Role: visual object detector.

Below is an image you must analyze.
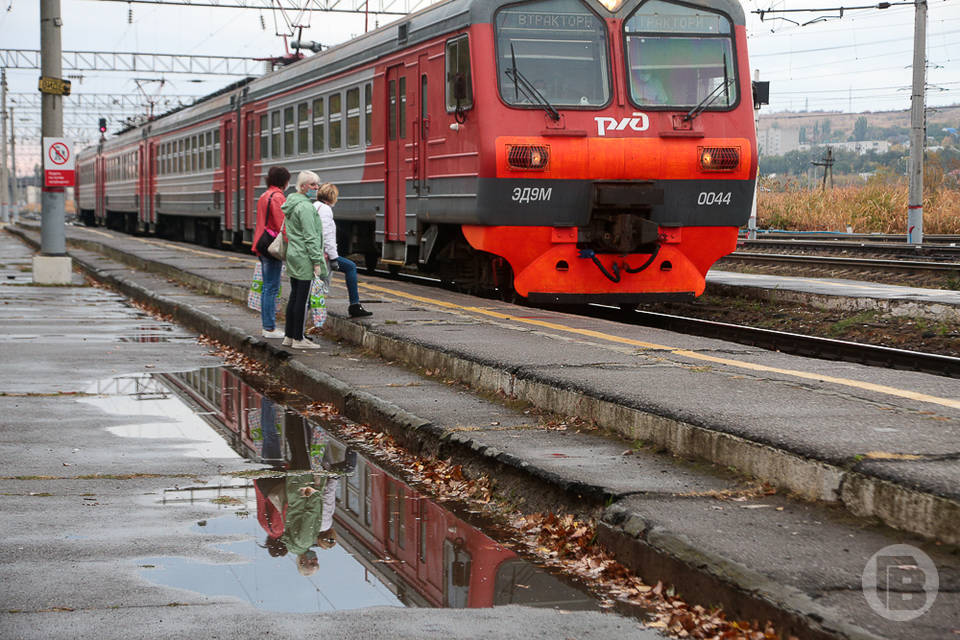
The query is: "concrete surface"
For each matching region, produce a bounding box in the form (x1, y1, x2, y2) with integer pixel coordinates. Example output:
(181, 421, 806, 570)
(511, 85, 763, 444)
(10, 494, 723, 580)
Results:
(0, 232, 659, 640)
(6, 224, 960, 639)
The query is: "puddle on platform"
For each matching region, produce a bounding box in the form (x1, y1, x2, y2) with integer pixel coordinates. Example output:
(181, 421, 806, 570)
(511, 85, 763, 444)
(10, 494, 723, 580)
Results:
(89, 365, 601, 613)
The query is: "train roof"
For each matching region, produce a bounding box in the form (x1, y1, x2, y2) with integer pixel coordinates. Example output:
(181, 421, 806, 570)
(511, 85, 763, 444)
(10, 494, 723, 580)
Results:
(79, 0, 745, 160)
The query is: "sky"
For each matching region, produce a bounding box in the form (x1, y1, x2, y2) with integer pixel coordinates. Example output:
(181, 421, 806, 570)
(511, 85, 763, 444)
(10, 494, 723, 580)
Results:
(2, 0, 959, 174)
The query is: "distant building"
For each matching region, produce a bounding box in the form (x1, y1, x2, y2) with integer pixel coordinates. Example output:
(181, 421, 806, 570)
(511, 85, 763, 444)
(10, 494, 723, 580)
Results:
(757, 127, 801, 156)
(829, 140, 891, 154)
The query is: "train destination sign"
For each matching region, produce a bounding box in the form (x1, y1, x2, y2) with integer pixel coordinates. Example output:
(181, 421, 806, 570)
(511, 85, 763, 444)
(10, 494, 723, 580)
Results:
(43, 137, 75, 187)
(499, 11, 602, 32)
(38, 76, 72, 96)
(627, 13, 728, 34)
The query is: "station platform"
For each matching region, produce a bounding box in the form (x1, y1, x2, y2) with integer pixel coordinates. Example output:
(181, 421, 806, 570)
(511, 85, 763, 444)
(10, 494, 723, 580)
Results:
(7, 223, 960, 639)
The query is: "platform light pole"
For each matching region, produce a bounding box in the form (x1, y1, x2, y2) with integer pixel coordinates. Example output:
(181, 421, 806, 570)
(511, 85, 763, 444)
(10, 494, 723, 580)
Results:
(37, 0, 72, 283)
(907, 0, 927, 245)
(1, 69, 8, 224)
(9, 106, 17, 219)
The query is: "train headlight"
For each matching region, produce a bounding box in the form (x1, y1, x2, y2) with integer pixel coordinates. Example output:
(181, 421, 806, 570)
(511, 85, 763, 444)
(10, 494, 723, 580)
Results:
(507, 144, 550, 170)
(699, 146, 740, 172)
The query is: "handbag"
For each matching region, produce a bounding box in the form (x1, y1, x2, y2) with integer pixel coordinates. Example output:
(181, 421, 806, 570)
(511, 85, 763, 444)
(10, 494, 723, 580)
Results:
(255, 228, 276, 256)
(255, 192, 281, 256)
(267, 221, 286, 260)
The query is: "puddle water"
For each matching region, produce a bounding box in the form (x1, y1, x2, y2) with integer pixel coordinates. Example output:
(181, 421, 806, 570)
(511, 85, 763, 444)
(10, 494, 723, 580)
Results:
(89, 366, 601, 613)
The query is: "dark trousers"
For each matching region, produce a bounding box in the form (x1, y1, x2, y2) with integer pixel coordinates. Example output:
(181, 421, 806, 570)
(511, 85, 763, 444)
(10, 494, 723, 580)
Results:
(284, 276, 312, 341)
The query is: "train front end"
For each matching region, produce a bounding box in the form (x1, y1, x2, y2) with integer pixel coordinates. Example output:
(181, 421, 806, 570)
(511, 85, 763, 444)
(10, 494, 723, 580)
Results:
(465, 0, 756, 304)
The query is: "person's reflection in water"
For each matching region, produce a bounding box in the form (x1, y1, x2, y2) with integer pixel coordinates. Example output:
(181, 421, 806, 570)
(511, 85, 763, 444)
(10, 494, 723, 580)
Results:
(280, 412, 358, 574)
(254, 398, 288, 556)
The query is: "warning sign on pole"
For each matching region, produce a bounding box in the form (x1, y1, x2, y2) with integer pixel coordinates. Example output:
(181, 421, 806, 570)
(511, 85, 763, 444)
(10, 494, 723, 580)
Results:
(43, 137, 75, 187)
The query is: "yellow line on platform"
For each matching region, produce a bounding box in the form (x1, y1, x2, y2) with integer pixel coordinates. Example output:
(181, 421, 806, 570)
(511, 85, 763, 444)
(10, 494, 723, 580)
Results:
(358, 282, 960, 411)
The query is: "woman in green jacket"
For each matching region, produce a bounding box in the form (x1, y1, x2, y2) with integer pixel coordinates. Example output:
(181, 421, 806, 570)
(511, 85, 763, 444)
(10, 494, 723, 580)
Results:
(281, 170, 328, 349)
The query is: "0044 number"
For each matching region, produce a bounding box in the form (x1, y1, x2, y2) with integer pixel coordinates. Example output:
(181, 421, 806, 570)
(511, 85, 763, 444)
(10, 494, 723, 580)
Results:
(697, 192, 732, 205)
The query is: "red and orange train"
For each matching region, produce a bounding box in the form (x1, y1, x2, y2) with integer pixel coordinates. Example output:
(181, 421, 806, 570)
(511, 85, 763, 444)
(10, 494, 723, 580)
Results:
(78, 0, 757, 305)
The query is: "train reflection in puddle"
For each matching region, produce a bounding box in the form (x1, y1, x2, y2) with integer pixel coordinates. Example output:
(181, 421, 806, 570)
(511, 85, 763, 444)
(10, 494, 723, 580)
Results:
(139, 366, 599, 612)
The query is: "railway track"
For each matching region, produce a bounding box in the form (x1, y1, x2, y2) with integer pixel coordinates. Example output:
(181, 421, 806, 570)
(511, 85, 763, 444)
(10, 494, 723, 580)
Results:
(742, 231, 960, 244)
(723, 251, 960, 274)
(737, 238, 960, 261)
(374, 269, 960, 379)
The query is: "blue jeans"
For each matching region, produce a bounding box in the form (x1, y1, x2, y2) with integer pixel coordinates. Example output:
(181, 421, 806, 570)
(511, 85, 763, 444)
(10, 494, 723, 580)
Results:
(336, 256, 360, 305)
(259, 398, 282, 463)
(259, 255, 283, 331)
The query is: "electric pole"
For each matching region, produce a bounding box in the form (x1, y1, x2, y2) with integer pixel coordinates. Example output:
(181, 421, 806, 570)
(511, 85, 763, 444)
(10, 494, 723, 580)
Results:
(37, 0, 72, 283)
(10, 106, 16, 219)
(908, 0, 927, 245)
(1, 69, 8, 223)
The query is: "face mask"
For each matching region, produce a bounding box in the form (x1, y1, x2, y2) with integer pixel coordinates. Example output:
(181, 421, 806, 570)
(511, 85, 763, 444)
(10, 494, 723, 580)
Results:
(305, 189, 318, 199)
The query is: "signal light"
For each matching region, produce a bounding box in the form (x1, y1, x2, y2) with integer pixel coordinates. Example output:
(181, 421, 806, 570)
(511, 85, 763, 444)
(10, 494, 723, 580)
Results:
(699, 146, 739, 171)
(98, 118, 107, 133)
(506, 144, 550, 170)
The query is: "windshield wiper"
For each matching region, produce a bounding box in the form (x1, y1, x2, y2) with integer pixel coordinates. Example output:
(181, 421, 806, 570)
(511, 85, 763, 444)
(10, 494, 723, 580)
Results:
(506, 43, 560, 122)
(684, 54, 733, 122)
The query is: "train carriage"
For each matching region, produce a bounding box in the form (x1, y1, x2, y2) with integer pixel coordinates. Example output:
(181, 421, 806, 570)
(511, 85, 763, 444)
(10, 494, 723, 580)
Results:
(77, 0, 757, 304)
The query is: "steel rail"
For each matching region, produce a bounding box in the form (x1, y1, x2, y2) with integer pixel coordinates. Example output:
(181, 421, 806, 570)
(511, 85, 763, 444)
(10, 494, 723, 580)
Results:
(738, 239, 960, 260)
(725, 251, 960, 273)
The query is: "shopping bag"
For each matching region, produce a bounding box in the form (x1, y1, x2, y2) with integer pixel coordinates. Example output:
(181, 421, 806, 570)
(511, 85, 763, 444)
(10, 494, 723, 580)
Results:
(309, 276, 328, 328)
(247, 262, 283, 311)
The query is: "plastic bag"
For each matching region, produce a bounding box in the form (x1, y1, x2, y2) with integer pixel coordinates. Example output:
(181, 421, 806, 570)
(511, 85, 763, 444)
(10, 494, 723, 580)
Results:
(247, 261, 283, 311)
(309, 276, 328, 328)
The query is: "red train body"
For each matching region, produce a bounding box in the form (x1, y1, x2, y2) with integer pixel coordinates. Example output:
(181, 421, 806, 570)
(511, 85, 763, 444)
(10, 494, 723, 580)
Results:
(77, 0, 757, 304)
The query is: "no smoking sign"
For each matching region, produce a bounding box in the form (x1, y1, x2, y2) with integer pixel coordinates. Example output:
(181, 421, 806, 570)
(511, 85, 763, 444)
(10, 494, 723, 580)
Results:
(44, 137, 75, 187)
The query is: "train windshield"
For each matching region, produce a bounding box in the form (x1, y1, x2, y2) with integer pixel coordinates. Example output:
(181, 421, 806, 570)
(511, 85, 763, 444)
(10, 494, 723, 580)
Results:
(495, 0, 610, 108)
(624, 0, 738, 109)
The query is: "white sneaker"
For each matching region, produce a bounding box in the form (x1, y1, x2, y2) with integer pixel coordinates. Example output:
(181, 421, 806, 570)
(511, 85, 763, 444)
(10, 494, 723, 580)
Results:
(262, 328, 285, 338)
(291, 339, 321, 350)
(281, 337, 293, 346)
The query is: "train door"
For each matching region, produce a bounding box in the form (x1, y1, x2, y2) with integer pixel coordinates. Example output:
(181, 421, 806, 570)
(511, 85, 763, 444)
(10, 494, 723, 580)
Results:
(416, 54, 430, 198)
(222, 119, 234, 237)
(138, 143, 147, 230)
(242, 112, 258, 232)
(146, 141, 156, 231)
(383, 64, 407, 265)
(95, 154, 105, 222)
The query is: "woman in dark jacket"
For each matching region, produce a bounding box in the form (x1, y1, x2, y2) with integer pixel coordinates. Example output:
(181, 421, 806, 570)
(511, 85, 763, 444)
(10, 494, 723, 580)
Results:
(251, 166, 290, 338)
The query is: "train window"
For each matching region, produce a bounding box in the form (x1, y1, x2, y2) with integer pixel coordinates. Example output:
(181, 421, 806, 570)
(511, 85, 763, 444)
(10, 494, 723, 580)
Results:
(398, 77, 406, 139)
(495, 0, 611, 108)
(214, 129, 221, 168)
(445, 35, 473, 111)
(271, 110, 281, 158)
(624, 0, 737, 109)
(388, 80, 397, 141)
(346, 88, 360, 148)
(199, 135, 206, 171)
(193, 136, 199, 171)
(297, 102, 309, 154)
(329, 93, 342, 150)
(312, 98, 325, 153)
(283, 106, 295, 156)
(260, 115, 269, 158)
(364, 83, 373, 145)
(206, 131, 213, 168)
(178, 139, 184, 173)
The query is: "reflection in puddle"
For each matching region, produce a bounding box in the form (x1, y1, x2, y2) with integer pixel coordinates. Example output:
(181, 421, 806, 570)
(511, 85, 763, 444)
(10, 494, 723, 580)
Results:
(91, 366, 599, 613)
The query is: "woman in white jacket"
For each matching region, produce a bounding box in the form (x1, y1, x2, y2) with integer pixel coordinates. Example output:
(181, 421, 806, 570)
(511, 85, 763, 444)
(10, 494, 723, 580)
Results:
(314, 183, 372, 318)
